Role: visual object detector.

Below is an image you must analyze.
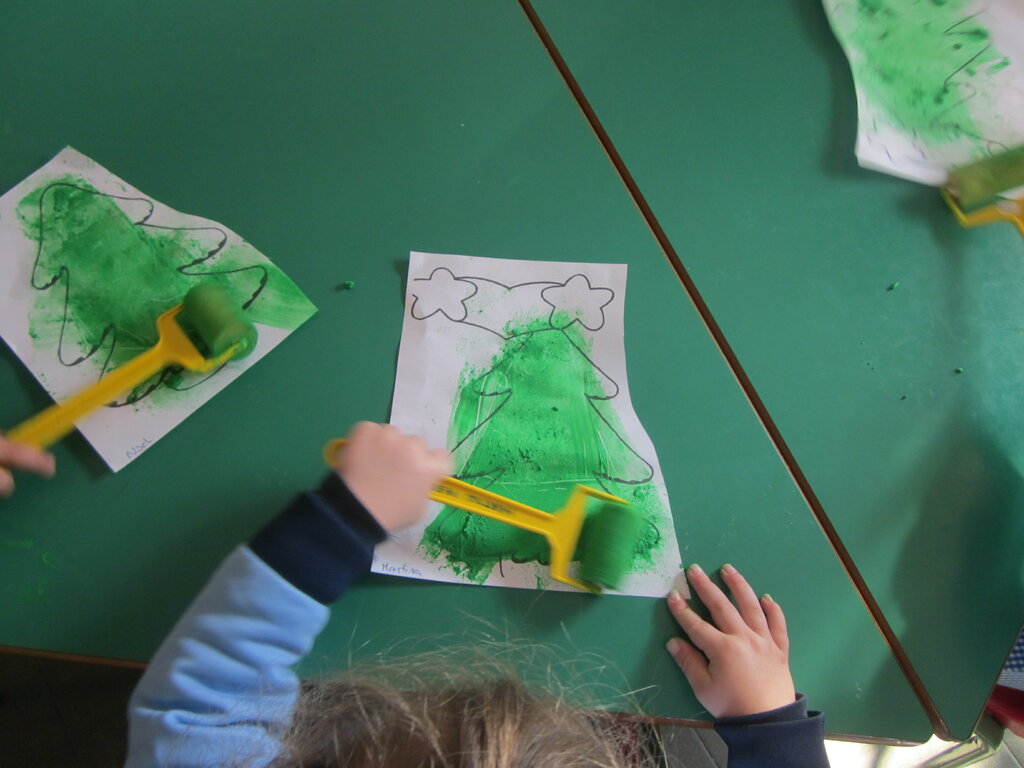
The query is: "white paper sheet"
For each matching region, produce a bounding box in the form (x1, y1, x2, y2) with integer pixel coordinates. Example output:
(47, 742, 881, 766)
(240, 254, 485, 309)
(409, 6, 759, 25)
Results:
(381, 252, 683, 597)
(824, 0, 1024, 194)
(0, 147, 316, 471)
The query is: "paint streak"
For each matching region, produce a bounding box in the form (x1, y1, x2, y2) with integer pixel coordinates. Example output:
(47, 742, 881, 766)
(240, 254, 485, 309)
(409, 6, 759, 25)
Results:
(16, 176, 314, 405)
(420, 314, 666, 584)
(847, 0, 1010, 146)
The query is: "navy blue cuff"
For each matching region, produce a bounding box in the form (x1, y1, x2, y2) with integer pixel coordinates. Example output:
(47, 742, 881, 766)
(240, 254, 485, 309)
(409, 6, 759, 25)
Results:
(314, 472, 389, 546)
(250, 473, 387, 605)
(713, 694, 829, 768)
(715, 692, 810, 727)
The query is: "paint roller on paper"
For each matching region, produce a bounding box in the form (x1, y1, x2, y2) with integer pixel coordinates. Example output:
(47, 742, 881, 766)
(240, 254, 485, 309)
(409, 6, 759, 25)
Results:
(942, 145, 1024, 239)
(7, 283, 257, 450)
(323, 437, 644, 593)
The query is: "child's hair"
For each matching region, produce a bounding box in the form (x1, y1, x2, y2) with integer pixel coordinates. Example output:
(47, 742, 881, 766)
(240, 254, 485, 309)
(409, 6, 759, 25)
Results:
(271, 642, 660, 768)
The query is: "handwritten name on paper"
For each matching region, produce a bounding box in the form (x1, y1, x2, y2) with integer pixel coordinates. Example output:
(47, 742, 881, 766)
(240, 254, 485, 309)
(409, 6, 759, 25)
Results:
(125, 437, 153, 461)
(378, 561, 423, 577)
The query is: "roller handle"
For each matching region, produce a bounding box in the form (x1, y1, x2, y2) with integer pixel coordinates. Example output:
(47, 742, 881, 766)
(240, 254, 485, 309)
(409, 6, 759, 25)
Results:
(322, 437, 623, 593)
(8, 305, 237, 450)
(942, 189, 1024, 238)
(8, 342, 173, 449)
(322, 437, 558, 534)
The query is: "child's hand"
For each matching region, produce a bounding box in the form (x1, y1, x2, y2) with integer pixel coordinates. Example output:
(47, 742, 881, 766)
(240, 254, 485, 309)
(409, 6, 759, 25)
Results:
(331, 422, 451, 532)
(0, 436, 56, 498)
(665, 563, 795, 718)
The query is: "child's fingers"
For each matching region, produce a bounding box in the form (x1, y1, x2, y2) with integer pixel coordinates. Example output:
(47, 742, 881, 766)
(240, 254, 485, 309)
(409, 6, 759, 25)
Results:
(720, 564, 769, 634)
(347, 420, 378, 438)
(0, 439, 56, 478)
(666, 636, 712, 693)
(761, 595, 789, 655)
(667, 589, 724, 652)
(386, 428, 451, 476)
(686, 565, 745, 635)
(427, 446, 454, 476)
(396, 430, 451, 479)
(0, 467, 13, 498)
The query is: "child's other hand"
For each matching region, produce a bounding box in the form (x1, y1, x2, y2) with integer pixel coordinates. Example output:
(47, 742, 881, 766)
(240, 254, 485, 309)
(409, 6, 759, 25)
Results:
(0, 437, 56, 498)
(665, 564, 795, 718)
(331, 422, 451, 533)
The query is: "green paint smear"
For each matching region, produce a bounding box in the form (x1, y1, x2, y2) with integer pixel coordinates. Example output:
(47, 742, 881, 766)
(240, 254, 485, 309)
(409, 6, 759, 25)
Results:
(845, 0, 1011, 146)
(17, 176, 314, 406)
(420, 314, 667, 584)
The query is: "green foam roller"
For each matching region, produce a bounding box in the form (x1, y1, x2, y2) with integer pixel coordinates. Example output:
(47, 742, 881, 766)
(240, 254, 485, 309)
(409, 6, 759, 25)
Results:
(948, 145, 1024, 209)
(577, 502, 644, 590)
(179, 283, 258, 360)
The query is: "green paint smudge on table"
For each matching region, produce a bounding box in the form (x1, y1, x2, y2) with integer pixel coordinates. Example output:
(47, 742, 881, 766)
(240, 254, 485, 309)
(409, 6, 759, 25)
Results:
(16, 176, 313, 406)
(421, 314, 667, 585)
(846, 0, 1010, 147)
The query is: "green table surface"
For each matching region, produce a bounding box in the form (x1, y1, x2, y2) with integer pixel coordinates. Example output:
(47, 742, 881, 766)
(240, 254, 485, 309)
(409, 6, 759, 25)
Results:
(0, 0, 930, 741)
(531, 0, 1024, 741)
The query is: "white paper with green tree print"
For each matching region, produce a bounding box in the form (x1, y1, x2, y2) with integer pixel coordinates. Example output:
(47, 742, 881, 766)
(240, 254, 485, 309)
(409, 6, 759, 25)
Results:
(824, 0, 1024, 191)
(382, 252, 683, 597)
(0, 147, 317, 471)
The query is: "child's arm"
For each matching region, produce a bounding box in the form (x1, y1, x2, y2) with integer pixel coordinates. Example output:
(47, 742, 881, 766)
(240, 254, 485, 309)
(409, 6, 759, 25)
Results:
(0, 435, 55, 497)
(125, 423, 450, 768)
(665, 564, 830, 768)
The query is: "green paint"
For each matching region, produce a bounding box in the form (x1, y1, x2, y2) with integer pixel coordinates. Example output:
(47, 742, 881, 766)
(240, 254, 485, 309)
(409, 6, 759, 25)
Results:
(2, 539, 34, 549)
(949, 144, 1024, 206)
(420, 314, 666, 584)
(845, 0, 1010, 146)
(17, 176, 314, 404)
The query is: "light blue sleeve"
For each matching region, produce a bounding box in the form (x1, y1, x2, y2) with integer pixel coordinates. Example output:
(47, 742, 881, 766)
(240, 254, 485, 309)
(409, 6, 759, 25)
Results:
(124, 545, 330, 768)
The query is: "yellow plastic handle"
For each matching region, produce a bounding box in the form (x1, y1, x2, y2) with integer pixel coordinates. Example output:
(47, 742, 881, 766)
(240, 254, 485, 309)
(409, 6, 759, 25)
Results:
(323, 436, 554, 525)
(942, 189, 1024, 238)
(8, 305, 236, 449)
(323, 437, 624, 592)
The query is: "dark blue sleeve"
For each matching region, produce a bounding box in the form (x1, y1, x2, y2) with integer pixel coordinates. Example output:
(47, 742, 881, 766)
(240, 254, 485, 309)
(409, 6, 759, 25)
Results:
(713, 694, 830, 768)
(250, 472, 387, 604)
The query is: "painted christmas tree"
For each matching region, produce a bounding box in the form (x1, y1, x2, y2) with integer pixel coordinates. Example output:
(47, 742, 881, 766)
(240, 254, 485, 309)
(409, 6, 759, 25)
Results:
(416, 277, 667, 583)
(17, 177, 308, 405)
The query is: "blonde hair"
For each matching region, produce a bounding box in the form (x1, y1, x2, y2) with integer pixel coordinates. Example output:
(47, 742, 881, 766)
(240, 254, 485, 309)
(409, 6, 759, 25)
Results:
(271, 643, 659, 768)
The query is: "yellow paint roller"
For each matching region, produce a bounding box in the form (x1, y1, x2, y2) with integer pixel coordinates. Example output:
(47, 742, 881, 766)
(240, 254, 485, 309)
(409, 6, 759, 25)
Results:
(942, 145, 1024, 238)
(323, 438, 643, 593)
(7, 283, 257, 449)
